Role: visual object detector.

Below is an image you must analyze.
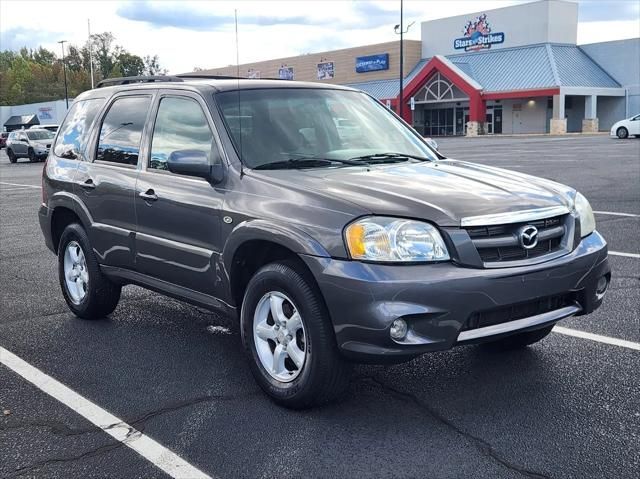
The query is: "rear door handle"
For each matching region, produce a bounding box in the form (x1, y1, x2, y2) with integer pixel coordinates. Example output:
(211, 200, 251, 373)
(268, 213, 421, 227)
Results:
(79, 179, 96, 189)
(139, 189, 158, 201)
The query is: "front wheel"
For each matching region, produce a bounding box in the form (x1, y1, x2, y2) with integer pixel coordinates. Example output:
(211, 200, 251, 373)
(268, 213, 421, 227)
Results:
(617, 127, 628, 139)
(240, 261, 351, 409)
(28, 148, 37, 163)
(58, 223, 121, 319)
(483, 324, 554, 351)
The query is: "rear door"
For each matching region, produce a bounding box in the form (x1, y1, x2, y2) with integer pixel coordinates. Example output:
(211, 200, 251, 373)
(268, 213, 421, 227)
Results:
(134, 90, 225, 296)
(76, 91, 155, 269)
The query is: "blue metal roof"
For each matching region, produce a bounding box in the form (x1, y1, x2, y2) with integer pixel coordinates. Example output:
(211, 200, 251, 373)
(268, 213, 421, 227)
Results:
(344, 78, 400, 99)
(347, 43, 620, 99)
(551, 44, 620, 88)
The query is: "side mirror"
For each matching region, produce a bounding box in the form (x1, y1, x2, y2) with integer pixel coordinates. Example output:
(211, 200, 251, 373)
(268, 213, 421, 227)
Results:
(167, 149, 225, 184)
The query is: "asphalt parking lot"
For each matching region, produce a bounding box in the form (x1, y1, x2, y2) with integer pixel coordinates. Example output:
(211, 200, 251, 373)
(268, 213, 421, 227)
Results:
(1, 134, 639, 478)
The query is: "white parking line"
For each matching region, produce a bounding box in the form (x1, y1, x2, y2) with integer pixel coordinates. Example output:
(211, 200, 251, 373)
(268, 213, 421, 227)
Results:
(0, 181, 40, 189)
(554, 327, 640, 351)
(594, 211, 640, 218)
(609, 251, 640, 259)
(0, 347, 212, 479)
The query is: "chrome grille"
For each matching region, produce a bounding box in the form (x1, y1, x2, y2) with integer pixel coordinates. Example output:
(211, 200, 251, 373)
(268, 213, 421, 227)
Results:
(465, 215, 567, 265)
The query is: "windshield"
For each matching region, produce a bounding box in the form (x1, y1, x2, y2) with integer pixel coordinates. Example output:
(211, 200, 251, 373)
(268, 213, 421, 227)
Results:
(26, 130, 55, 140)
(216, 88, 438, 168)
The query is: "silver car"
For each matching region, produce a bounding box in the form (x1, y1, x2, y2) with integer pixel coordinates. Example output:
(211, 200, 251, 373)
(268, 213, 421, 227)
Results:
(6, 129, 55, 163)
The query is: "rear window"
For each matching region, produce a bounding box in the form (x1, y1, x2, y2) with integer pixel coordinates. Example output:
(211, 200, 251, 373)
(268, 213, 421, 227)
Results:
(54, 98, 105, 160)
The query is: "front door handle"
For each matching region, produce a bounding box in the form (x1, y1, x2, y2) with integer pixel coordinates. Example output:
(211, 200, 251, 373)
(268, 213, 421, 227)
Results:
(80, 179, 96, 189)
(139, 189, 158, 201)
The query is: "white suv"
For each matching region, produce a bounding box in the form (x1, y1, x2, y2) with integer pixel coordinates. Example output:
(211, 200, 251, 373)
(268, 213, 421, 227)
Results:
(6, 129, 55, 163)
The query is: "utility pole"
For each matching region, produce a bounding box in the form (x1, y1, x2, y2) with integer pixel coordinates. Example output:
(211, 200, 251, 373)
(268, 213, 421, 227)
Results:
(58, 40, 69, 109)
(394, 0, 414, 119)
(88, 19, 94, 89)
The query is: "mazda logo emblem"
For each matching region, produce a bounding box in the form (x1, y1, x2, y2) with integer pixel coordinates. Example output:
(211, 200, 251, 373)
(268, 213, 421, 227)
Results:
(518, 225, 539, 249)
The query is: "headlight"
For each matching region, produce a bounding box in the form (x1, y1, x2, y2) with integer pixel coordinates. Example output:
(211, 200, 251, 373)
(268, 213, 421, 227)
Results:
(573, 192, 596, 237)
(345, 217, 450, 262)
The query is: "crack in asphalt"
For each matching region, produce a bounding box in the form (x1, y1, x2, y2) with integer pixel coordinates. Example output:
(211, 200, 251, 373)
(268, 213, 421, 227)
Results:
(4, 392, 255, 477)
(358, 375, 551, 479)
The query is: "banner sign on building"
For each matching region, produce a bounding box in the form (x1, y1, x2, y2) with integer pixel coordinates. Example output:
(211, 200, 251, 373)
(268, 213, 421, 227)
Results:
(355, 53, 389, 73)
(278, 66, 295, 80)
(454, 14, 504, 52)
(317, 61, 335, 80)
(37, 107, 53, 120)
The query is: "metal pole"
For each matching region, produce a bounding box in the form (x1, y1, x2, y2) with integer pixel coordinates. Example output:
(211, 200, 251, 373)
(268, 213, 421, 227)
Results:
(58, 40, 69, 109)
(399, 0, 404, 118)
(88, 19, 94, 89)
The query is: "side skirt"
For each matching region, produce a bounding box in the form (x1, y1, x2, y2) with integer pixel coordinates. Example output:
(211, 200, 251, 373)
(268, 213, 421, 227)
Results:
(101, 265, 237, 319)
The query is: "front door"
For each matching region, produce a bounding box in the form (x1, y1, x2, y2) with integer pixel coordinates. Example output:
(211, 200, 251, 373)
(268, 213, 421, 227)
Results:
(134, 92, 225, 297)
(76, 92, 155, 269)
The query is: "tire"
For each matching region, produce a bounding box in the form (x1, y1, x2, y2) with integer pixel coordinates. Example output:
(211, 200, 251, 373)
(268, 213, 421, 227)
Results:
(483, 324, 554, 351)
(28, 148, 37, 163)
(7, 149, 16, 163)
(58, 223, 121, 319)
(240, 260, 351, 409)
(616, 127, 628, 139)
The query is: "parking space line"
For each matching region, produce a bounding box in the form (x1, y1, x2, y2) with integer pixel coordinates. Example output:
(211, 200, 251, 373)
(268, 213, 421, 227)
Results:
(554, 327, 640, 351)
(0, 346, 212, 479)
(593, 211, 639, 218)
(609, 251, 640, 259)
(0, 181, 40, 189)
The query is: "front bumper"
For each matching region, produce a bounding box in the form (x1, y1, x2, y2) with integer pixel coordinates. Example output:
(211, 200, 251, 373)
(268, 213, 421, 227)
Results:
(302, 231, 610, 363)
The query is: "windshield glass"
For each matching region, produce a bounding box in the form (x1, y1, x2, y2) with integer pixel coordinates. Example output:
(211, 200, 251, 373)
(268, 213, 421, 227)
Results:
(26, 130, 55, 140)
(216, 88, 438, 168)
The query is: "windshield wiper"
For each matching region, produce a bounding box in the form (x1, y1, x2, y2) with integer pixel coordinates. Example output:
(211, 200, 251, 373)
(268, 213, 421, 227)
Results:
(253, 157, 365, 170)
(349, 152, 431, 162)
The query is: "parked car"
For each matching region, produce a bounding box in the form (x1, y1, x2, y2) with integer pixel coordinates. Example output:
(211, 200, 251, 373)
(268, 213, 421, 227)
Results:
(30, 124, 59, 133)
(39, 76, 610, 408)
(6, 129, 55, 163)
(0, 132, 8, 149)
(610, 114, 640, 138)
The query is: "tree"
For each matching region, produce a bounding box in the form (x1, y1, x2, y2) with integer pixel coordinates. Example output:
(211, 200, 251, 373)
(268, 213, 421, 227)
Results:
(33, 47, 56, 66)
(116, 51, 145, 77)
(90, 32, 115, 79)
(143, 55, 166, 75)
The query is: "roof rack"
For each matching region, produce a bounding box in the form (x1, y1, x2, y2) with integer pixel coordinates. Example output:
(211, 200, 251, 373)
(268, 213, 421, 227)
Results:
(177, 74, 285, 81)
(95, 75, 185, 88)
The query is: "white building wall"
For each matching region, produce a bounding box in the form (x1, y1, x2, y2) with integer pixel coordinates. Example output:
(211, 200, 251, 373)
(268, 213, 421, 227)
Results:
(500, 99, 549, 134)
(421, 0, 578, 58)
(1, 99, 70, 131)
(580, 38, 640, 118)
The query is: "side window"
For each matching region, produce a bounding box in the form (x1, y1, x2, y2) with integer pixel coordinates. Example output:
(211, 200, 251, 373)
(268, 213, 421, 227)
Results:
(53, 98, 105, 160)
(96, 95, 151, 166)
(149, 96, 215, 171)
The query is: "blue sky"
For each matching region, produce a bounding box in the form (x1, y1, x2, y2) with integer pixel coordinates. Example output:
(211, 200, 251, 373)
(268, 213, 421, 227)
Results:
(1, 1, 638, 73)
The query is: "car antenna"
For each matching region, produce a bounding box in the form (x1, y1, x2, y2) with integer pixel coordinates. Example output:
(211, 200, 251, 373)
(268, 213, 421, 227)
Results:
(235, 9, 244, 178)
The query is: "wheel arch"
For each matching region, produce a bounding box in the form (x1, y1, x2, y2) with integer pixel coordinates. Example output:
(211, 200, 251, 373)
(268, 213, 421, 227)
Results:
(49, 193, 93, 252)
(223, 220, 330, 308)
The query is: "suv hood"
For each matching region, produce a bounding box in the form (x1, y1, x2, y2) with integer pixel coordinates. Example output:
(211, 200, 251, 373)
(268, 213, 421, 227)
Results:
(31, 139, 52, 148)
(263, 160, 575, 226)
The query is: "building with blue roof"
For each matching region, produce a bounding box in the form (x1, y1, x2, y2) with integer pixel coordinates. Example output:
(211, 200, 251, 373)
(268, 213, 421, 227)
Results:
(197, 0, 639, 136)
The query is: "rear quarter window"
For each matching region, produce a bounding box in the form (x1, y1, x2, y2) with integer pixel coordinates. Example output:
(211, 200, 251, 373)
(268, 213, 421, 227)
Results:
(54, 98, 105, 160)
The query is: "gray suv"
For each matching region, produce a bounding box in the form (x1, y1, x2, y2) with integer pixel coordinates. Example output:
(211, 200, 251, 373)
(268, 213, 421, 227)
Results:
(39, 76, 610, 408)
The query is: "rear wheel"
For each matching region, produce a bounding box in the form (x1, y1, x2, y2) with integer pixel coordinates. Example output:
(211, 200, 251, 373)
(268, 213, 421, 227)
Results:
(58, 223, 121, 319)
(616, 127, 628, 139)
(28, 148, 37, 162)
(7, 149, 16, 163)
(483, 325, 554, 351)
(240, 261, 351, 409)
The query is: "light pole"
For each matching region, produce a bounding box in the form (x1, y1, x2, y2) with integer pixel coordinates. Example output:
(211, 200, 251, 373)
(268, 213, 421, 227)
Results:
(58, 40, 69, 109)
(394, 0, 414, 118)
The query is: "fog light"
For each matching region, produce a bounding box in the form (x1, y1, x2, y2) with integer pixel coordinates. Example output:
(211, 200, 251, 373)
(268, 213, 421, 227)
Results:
(390, 319, 408, 340)
(595, 275, 609, 300)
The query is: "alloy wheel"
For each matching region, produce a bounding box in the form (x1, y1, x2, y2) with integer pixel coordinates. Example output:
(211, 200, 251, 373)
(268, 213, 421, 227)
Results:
(253, 291, 307, 382)
(63, 241, 89, 304)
